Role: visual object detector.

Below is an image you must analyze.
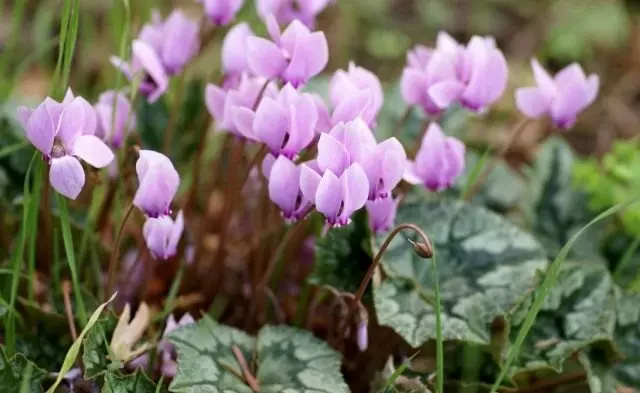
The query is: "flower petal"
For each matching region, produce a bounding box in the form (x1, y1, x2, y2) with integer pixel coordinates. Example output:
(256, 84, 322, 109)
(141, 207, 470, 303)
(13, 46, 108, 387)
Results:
(253, 97, 288, 152)
(515, 87, 551, 118)
(284, 31, 328, 86)
(317, 133, 349, 175)
(72, 135, 115, 168)
(50, 156, 86, 199)
(299, 163, 321, 202)
(340, 163, 369, 221)
(132, 40, 169, 103)
(246, 37, 287, 79)
(428, 80, 465, 109)
(56, 98, 88, 149)
(25, 100, 57, 155)
(531, 58, 556, 96)
(315, 170, 342, 221)
(268, 155, 300, 215)
(231, 107, 258, 140)
(205, 84, 227, 123)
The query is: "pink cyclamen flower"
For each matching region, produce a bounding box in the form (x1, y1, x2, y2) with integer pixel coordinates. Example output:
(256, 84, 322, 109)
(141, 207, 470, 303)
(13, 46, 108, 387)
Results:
(205, 75, 276, 136)
(318, 119, 406, 200)
(111, 10, 199, 103)
(256, 0, 332, 28)
(246, 15, 328, 87)
(515, 59, 599, 129)
(94, 91, 135, 149)
(428, 33, 508, 112)
(404, 123, 465, 191)
(198, 0, 245, 26)
(401, 45, 457, 115)
(19, 96, 114, 199)
(134, 150, 180, 218)
(268, 156, 315, 221)
(233, 83, 318, 158)
(366, 197, 398, 234)
(329, 62, 383, 127)
(143, 211, 184, 260)
(300, 162, 369, 227)
(221, 23, 255, 87)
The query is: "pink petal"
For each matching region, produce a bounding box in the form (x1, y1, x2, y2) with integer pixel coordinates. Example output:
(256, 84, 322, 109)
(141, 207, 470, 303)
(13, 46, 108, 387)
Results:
(428, 80, 465, 109)
(168, 211, 185, 253)
(340, 163, 369, 221)
(315, 170, 343, 221)
(283, 31, 328, 86)
(25, 100, 56, 155)
(400, 68, 429, 106)
(515, 87, 551, 118)
(317, 133, 350, 175)
(49, 156, 85, 199)
(461, 49, 508, 110)
(205, 84, 227, 123)
(246, 37, 287, 79)
(72, 135, 115, 168)
(253, 97, 288, 152)
(56, 98, 87, 149)
(283, 94, 317, 155)
(231, 107, 258, 140)
(268, 156, 300, 214)
(132, 40, 169, 103)
(222, 23, 254, 75)
(531, 58, 556, 96)
(585, 75, 599, 106)
(403, 162, 423, 185)
(331, 89, 371, 125)
(299, 163, 321, 202)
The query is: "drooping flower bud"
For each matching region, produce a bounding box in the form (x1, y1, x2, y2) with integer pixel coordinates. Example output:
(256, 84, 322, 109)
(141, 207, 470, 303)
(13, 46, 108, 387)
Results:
(143, 211, 184, 260)
(404, 123, 465, 192)
(515, 59, 599, 129)
(267, 156, 315, 222)
(133, 150, 180, 218)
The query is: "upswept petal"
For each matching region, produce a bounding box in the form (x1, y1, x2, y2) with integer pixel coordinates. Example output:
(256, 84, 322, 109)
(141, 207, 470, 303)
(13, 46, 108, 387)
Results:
(50, 156, 86, 199)
(72, 135, 115, 168)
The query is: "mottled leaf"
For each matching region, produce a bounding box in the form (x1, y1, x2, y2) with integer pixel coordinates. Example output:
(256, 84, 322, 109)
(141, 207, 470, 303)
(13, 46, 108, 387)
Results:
(169, 317, 349, 393)
(614, 291, 640, 389)
(103, 370, 158, 393)
(374, 198, 548, 349)
(82, 315, 118, 380)
(0, 346, 47, 393)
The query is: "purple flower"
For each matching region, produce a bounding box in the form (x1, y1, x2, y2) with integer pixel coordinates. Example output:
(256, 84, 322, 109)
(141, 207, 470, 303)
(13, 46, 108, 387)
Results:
(515, 59, 599, 129)
(221, 23, 255, 87)
(366, 196, 398, 234)
(329, 62, 383, 127)
(356, 320, 368, 352)
(360, 137, 406, 200)
(111, 10, 199, 103)
(198, 0, 245, 26)
(300, 162, 369, 227)
(404, 123, 465, 191)
(19, 96, 114, 199)
(256, 0, 331, 28)
(268, 156, 315, 221)
(143, 211, 184, 260)
(134, 150, 180, 218)
(316, 119, 376, 176)
(94, 91, 135, 149)
(311, 94, 332, 133)
(428, 33, 508, 112)
(246, 15, 328, 87)
(233, 83, 318, 158)
(206, 75, 276, 136)
(401, 45, 457, 115)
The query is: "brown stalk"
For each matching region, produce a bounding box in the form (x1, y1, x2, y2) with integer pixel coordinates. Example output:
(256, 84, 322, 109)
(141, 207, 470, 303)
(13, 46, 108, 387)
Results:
(62, 281, 78, 341)
(106, 203, 135, 300)
(232, 345, 260, 393)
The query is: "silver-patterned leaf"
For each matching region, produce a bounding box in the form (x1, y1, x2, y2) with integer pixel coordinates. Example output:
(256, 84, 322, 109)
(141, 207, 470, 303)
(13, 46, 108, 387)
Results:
(169, 318, 349, 393)
(373, 199, 548, 349)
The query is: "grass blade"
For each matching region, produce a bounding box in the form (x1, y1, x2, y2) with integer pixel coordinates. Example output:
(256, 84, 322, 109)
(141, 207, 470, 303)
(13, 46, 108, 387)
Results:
(57, 194, 88, 326)
(489, 197, 640, 392)
(460, 147, 491, 200)
(380, 352, 420, 393)
(45, 292, 117, 393)
(26, 160, 43, 301)
(0, 141, 29, 160)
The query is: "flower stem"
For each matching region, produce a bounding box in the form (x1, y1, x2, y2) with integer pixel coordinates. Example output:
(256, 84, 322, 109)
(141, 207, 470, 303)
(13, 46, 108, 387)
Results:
(106, 202, 135, 300)
(57, 193, 88, 326)
(431, 251, 444, 393)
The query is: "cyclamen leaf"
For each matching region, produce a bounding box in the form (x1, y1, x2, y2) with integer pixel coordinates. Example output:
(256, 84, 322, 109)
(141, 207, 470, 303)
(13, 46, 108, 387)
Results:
(0, 346, 47, 393)
(82, 315, 118, 380)
(168, 317, 349, 393)
(373, 198, 548, 349)
(103, 370, 158, 393)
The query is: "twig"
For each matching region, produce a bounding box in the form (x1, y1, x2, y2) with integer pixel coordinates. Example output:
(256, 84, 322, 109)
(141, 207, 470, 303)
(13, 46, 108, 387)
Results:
(232, 345, 260, 393)
(264, 287, 286, 324)
(62, 281, 78, 341)
(106, 203, 135, 300)
(515, 372, 585, 393)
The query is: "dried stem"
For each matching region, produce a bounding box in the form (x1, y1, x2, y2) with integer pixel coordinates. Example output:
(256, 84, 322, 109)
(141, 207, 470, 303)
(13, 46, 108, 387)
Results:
(62, 281, 78, 341)
(106, 202, 135, 300)
(464, 118, 530, 201)
(351, 223, 432, 312)
(232, 345, 260, 393)
(245, 219, 306, 328)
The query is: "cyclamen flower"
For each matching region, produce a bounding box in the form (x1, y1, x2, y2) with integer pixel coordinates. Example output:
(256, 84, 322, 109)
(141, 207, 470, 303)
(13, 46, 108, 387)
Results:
(221, 23, 255, 87)
(401, 45, 456, 115)
(233, 83, 318, 158)
(198, 0, 244, 26)
(428, 33, 508, 112)
(246, 15, 328, 87)
(366, 197, 398, 234)
(134, 150, 180, 218)
(317, 119, 406, 200)
(110, 303, 151, 362)
(256, 0, 332, 28)
(300, 162, 369, 227)
(19, 96, 114, 199)
(268, 156, 315, 221)
(205, 75, 276, 136)
(404, 123, 465, 191)
(143, 211, 184, 260)
(515, 59, 599, 129)
(94, 91, 135, 149)
(111, 10, 200, 103)
(329, 62, 383, 127)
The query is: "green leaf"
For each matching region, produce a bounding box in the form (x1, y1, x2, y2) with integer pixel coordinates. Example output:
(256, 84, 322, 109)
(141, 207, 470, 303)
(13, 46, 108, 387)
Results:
(103, 370, 158, 393)
(524, 137, 603, 261)
(0, 346, 47, 393)
(169, 317, 349, 393)
(613, 290, 640, 389)
(373, 198, 547, 349)
(82, 315, 118, 380)
(310, 210, 372, 295)
(508, 262, 617, 381)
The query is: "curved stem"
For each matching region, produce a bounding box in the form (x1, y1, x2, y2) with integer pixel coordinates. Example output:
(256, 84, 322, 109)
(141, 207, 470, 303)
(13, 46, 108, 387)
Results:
(106, 202, 135, 300)
(431, 253, 443, 393)
(351, 223, 432, 309)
